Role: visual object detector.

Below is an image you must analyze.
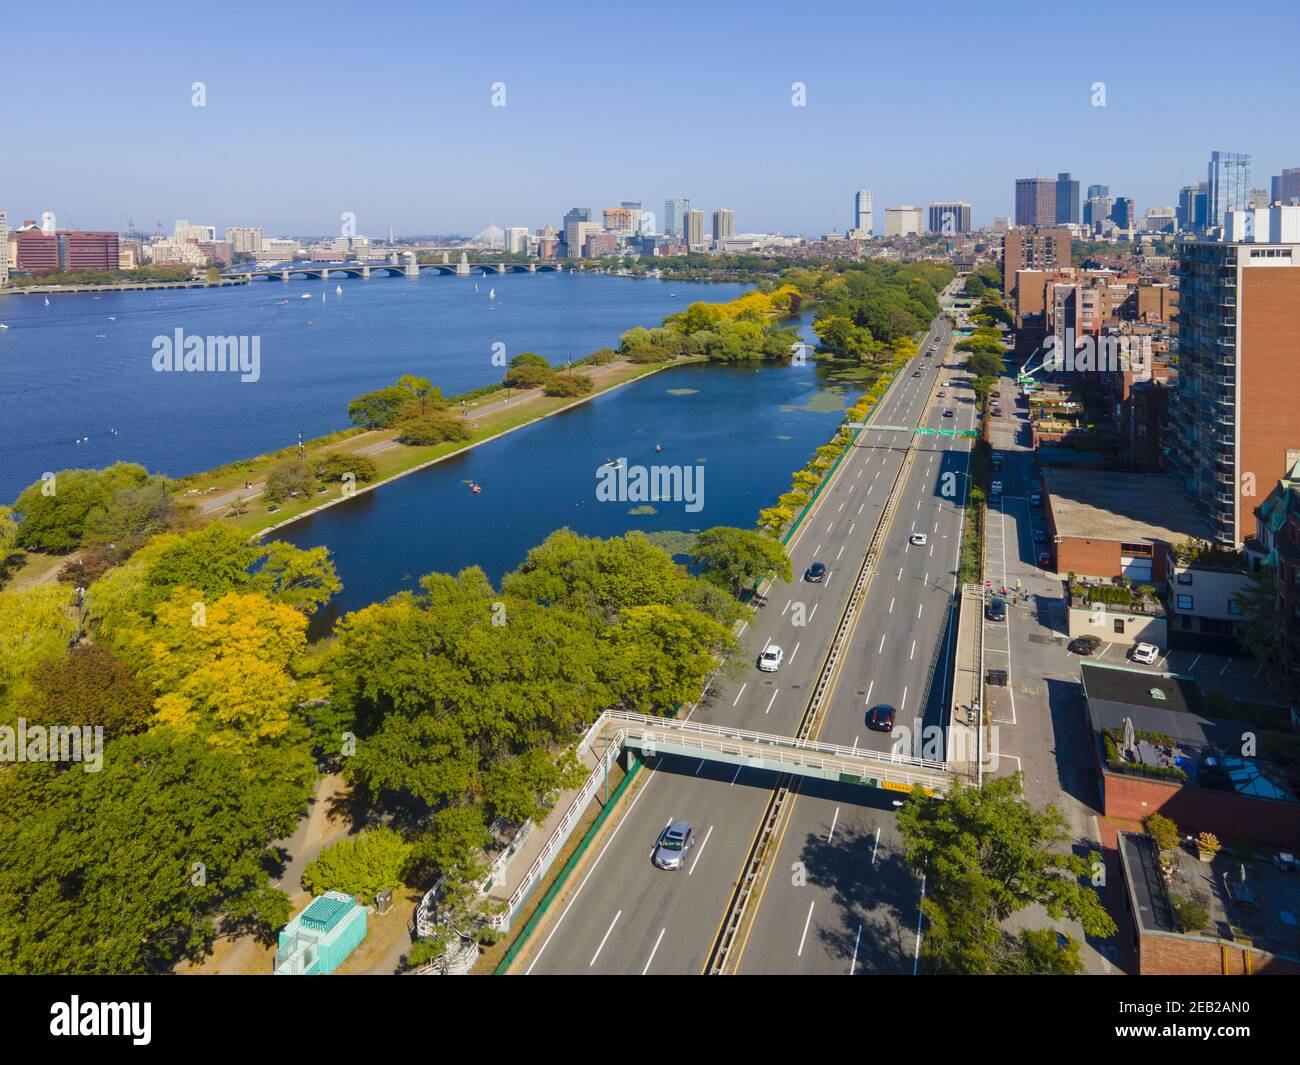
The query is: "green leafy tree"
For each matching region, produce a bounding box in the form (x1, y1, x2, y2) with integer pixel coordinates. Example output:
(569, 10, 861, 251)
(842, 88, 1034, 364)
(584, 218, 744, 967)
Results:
(264, 459, 317, 503)
(1233, 564, 1280, 677)
(395, 410, 472, 446)
(13, 463, 153, 551)
(301, 827, 414, 904)
(347, 385, 412, 429)
(692, 526, 793, 599)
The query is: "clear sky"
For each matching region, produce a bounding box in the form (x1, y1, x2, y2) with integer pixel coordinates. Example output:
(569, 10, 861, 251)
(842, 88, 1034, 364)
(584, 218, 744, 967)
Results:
(7, 0, 1299, 238)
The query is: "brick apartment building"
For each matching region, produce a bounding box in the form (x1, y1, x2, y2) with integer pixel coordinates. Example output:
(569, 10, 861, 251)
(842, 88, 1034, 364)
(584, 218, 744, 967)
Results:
(1001, 226, 1071, 299)
(1169, 204, 1300, 547)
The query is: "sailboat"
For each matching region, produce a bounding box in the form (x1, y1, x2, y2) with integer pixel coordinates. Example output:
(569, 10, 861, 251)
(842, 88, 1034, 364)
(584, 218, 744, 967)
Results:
(44, 296, 50, 307)
(489, 287, 495, 300)
(335, 284, 343, 296)
(474, 283, 479, 294)
(0, 323, 9, 330)
(322, 292, 326, 303)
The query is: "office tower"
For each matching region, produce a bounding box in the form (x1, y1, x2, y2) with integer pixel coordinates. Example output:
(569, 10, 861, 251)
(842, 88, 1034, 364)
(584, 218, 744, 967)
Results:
(683, 209, 706, 251)
(621, 200, 644, 234)
(1086, 184, 1109, 200)
(1084, 194, 1114, 230)
(852, 188, 874, 235)
(712, 208, 734, 243)
(1250, 188, 1271, 209)
(504, 226, 529, 254)
(0, 211, 7, 285)
(1055, 172, 1080, 225)
(1169, 205, 1300, 547)
(1014, 178, 1057, 226)
(664, 198, 690, 239)
(1110, 197, 1135, 230)
(1177, 183, 1209, 231)
(601, 208, 635, 237)
(1271, 169, 1300, 206)
(927, 202, 972, 234)
(1000, 226, 1071, 298)
(564, 220, 599, 258)
(884, 205, 924, 237)
(1207, 150, 1251, 229)
(225, 226, 263, 255)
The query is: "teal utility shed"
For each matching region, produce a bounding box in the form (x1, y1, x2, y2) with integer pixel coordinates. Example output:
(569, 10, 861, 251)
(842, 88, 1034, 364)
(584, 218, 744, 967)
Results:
(275, 891, 367, 975)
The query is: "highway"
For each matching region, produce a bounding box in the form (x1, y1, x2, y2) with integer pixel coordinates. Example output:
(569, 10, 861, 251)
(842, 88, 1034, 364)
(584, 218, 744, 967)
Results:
(521, 288, 965, 975)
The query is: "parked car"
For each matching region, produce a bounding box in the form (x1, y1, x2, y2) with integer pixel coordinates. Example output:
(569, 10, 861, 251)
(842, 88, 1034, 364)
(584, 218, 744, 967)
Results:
(652, 820, 696, 870)
(1037, 551, 1052, 568)
(991, 481, 1003, 494)
(1030, 492, 1043, 506)
(866, 704, 896, 732)
(1131, 642, 1160, 665)
(1033, 530, 1047, 544)
(758, 645, 784, 672)
(1068, 635, 1101, 656)
(985, 598, 1006, 622)
(805, 561, 826, 583)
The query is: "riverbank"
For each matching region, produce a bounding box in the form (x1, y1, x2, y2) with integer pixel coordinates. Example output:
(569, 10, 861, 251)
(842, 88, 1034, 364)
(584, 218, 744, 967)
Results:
(0, 279, 248, 295)
(184, 353, 706, 537)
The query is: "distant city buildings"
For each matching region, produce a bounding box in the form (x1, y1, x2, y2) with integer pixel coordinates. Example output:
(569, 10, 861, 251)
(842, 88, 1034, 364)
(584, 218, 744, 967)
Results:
(620, 201, 644, 234)
(1056, 172, 1080, 225)
(1001, 225, 1071, 298)
(1015, 177, 1057, 227)
(927, 201, 971, 235)
(1271, 168, 1300, 206)
(0, 210, 8, 285)
(851, 189, 873, 237)
(225, 226, 263, 255)
(504, 226, 529, 254)
(1177, 182, 1208, 233)
(683, 209, 706, 252)
(14, 226, 120, 273)
(1206, 149, 1251, 229)
(712, 208, 734, 244)
(883, 205, 923, 237)
(663, 197, 689, 239)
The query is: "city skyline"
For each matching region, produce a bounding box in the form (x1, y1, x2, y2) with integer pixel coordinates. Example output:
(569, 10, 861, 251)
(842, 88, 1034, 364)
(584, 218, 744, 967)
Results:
(7, 0, 1299, 236)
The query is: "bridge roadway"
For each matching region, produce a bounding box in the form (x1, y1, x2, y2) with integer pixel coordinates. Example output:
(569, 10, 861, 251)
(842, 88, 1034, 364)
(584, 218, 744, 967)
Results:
(520, 291, 965, 976)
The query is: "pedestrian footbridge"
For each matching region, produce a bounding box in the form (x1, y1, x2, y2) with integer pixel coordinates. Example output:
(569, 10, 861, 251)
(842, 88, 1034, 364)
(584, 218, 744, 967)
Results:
(597, 710, 952, 798)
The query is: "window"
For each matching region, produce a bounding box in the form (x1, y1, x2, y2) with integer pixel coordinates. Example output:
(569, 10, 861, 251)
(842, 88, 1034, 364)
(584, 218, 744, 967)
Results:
(1177, 572, 1193, 585)
(1114, 618, 1125, 633)
(1228, 599, 1242, 616)
(1177, 594, 1194, 610)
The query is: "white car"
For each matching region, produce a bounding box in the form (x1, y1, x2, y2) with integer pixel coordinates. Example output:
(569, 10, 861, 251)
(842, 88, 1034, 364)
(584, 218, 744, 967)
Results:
(758, 645, 784, 672)
(910, 533, 928, 546)
(1131, 642, 1159, 665)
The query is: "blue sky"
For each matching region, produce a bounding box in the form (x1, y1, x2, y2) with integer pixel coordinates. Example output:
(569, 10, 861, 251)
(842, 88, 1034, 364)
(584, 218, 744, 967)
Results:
(7, 0, 1299, 237)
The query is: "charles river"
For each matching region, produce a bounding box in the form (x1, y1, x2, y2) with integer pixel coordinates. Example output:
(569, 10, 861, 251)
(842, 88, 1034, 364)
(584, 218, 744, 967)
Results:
(0, 272, 863, 619)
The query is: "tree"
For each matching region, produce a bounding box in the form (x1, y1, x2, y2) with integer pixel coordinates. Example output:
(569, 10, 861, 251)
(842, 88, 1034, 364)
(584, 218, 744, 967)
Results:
(502, 362, 553, 390)
(1143, 812, 1180, 854)
(0, 584, 80, 722)
(692, 526, 792, 599)
(82, 478, 191, 547)
(0, 727, 313, 974)
(300, 828, 413, 904)
(347, 385, 412, 429)
(395, 410, 472, 446)
(1011, 928, 1086, 975)
(12, 463, 153, 551)
(316, 451, 377, 484)
(602, 603, 734, 714)
(29, 643, 154, 740)
(264, 459, 316, 503)
(1233, 564, 1280, 676)
(897, 774, 1115, 974)
(543, 373, 594, 398)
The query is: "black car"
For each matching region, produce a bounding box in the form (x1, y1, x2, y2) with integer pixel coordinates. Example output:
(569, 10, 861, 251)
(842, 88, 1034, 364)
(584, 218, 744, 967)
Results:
(805, 561, 826, 583)
(1068, 636, 1101, 655)
(985, 598, 1006, 622)
(866, 704, 896, 732)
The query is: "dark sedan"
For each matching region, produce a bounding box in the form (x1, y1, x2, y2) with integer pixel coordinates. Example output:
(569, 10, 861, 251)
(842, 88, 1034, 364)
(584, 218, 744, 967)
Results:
(866, 704, 896, 732)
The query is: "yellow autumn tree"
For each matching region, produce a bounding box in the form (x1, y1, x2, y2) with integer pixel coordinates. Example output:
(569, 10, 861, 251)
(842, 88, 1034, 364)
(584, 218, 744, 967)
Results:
(0, 584, 80, 722)
(133, 589, 322, 749)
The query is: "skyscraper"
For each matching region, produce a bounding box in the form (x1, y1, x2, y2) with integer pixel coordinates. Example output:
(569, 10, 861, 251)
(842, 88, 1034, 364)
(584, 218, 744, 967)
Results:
(664, 198, 690, 239)
(927, 202, 972, 234)
(1055, 172, 1080, 225)
(1110, 197, 1135, 230)
(621, 200, 644, 234)
(1086, 184, 1109, 200)
(884, 205, 924, 237)
(1206, 150, 1251, 229)
(1271, 169, 1300, 206)
(853, 189, 873, 235)
(1178, 182, 1209, 232)
(0, 211, 8, 285)
(1014, 178, 1057, 226)
(683, 210, 706, 251)
(712, 208, 734, 243)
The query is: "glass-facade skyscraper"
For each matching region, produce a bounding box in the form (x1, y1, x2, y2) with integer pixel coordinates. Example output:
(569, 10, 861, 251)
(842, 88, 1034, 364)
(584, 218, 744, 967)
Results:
(1207, 150, 1251, 229)
(663, 198, 689, 239)
(1055, 172, 1080, 225)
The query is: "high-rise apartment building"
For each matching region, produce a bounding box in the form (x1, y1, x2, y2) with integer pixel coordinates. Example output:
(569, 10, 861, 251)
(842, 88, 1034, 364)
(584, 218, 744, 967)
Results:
(853, 189, 873, 235)
(712, 208, 734, 243)
(1055, 172, 1080, 225)
(1271, 169, 1300, 206)
(225, 226, 263, 255)
(927, 202, 972, 234)
(1015, 178, 1057, 226)
(1000, 226, 1072, 298)
(683, 209, 706, 251)
(602, 208, 635, 237)
(621, 201, 644, 234)
(504, 226, 530, 254)
(884, 205, 924, 237)
(1169, 204, 1300, 547)
(664, 198, 690, 239)
(1207, 150, 1251, 229)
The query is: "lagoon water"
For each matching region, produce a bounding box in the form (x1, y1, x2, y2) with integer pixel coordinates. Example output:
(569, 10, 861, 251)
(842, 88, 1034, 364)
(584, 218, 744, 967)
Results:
(0, 274, 861, 620)
(0, 272, 745, 502)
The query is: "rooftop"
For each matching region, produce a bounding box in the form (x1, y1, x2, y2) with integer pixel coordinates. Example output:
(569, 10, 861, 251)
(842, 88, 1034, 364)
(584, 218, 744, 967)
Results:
(1044, 468, 1213, 544)
(1118, 831, 1300, 962)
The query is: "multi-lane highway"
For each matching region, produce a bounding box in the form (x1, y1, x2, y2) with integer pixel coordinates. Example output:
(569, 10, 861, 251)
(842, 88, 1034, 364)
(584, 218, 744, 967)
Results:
(521, 288, 971, 975)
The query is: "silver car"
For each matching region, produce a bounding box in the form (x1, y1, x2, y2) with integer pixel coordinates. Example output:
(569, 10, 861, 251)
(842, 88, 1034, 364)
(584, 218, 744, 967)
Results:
(652, 820, 695, 870)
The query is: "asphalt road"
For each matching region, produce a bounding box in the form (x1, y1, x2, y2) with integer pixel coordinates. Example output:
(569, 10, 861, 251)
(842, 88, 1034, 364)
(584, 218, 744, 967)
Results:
(523, 291, 962, 976)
